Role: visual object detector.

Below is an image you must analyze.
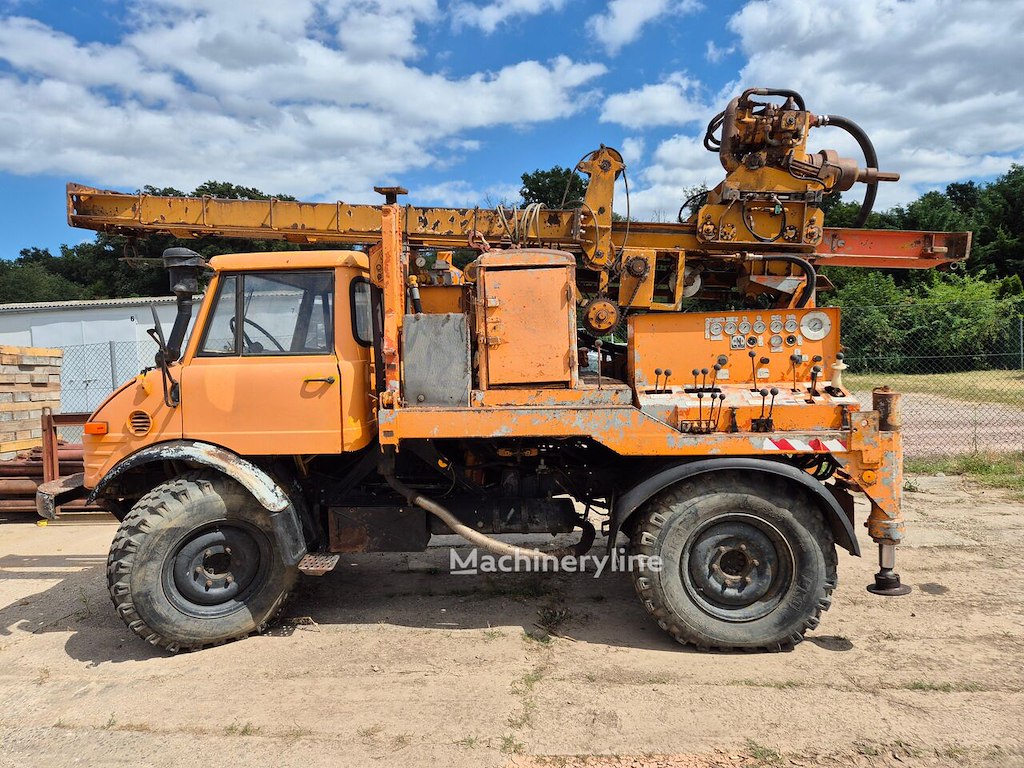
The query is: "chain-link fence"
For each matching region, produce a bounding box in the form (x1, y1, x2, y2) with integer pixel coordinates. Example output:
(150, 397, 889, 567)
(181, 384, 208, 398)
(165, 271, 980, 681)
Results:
(50, 303, 1024, 457)
(837, 301, 1024, 457)
(56, 340, 159, 443)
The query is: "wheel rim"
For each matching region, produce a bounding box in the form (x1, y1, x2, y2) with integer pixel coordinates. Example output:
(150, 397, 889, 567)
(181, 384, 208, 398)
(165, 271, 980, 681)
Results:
(680, 512, 795, 622)
(163, 521, 272, 619)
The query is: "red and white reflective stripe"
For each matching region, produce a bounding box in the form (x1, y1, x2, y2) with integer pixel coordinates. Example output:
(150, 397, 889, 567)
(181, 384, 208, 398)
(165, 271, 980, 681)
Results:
(762, 437, 847, 452)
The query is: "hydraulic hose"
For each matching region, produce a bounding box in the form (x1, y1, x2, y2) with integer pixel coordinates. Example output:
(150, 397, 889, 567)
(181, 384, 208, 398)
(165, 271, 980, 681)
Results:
(746, 254, 817, 308)
(381, 452, 596, 562)
(817, 114, 879, 227)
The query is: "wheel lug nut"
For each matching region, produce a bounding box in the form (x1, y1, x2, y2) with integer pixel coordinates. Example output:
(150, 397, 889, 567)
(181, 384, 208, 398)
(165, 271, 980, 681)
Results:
(204, 550, 212, 558)
(751, 559, 759, 567)
(225, 548, 232, 555)
(739, 544, 747, 551)
(205, 579, 213, 588)
(226, 576, 234, 585)
(195, 566, 203, 574)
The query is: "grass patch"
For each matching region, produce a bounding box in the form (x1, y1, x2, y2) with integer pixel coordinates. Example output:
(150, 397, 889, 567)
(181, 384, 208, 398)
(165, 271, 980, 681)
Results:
(455, 736, 479, 749)
(224, 720, 260, 736)
(734, 679, 804, 690)
(745, 739, 782, 766)
(500, 734, 526, 754)
(906, 451, 1024, 497)
(845, 370, 1024, 409)
(897, 680, 985, 693)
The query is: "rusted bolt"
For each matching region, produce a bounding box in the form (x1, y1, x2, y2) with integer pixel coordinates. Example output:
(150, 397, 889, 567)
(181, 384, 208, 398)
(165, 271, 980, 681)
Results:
(861, 470, 878, 485)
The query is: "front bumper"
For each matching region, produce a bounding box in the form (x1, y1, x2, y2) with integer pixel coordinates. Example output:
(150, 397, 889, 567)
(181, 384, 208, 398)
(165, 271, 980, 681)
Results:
(35, 472, 88, 520)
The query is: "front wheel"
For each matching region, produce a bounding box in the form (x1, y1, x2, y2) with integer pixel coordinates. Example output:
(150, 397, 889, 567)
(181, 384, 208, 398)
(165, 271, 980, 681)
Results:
(106, 470, 297, 652)
(630, 472, 837, 651)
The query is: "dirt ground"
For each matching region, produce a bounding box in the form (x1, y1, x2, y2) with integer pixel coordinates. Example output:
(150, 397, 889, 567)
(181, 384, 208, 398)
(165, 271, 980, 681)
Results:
(1, 475, 1023, 768)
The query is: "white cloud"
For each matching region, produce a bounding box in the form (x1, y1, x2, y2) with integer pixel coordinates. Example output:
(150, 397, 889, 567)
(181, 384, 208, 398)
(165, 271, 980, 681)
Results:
(621, 0, 1024, 219)
(452, 0, 567, 33)
(586, 0, 702, 56)
(704, 39, 733, 63)
(0, 1, 605, 204)
(620, 136, 644, 166)
(600, 72, 708, 128)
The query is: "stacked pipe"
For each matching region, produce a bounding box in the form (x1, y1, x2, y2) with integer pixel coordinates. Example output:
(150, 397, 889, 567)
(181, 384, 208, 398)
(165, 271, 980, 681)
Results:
(0, 443, 105, 516)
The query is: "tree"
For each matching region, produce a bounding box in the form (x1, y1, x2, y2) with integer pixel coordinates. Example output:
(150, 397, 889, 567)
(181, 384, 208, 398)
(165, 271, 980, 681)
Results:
(520, 165, 586, 208)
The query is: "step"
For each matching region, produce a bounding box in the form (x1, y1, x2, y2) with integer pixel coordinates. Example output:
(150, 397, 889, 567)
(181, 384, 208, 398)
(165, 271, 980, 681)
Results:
(297, 553, 340, 576)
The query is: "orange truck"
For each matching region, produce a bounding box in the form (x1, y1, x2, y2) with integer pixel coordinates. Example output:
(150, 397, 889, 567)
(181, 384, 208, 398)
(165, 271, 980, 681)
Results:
(38, 88, 970, 652)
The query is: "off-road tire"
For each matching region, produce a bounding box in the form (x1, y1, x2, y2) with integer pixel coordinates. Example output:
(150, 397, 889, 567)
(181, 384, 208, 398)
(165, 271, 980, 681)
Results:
(630, 471, 837, 651)
(106, 470, 297, 652)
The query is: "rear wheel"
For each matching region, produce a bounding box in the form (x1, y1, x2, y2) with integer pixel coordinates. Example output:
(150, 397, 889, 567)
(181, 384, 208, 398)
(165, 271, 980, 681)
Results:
(630, 472, 836, 651)
(107, 470, 297, 652)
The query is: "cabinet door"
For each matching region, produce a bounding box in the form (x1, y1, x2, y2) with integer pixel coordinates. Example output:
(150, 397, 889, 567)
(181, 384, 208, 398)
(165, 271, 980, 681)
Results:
(482, 267, 573, 387)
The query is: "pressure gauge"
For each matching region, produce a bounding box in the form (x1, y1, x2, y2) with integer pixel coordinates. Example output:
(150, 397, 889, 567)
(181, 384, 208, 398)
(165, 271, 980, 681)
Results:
(738, 320, 752, 334)
(724, 321, 738, 335)
(770, 334, 783, 348)
(800, 311, 832, 341)
(709, 321, 724, 336)
(770, 320, 784, 333)
(785, 319, 799, 333)
(753, 320, 767, 334)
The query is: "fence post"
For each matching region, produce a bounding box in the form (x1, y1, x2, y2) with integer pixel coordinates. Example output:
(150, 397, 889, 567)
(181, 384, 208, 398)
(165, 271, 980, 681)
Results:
(1019, 315, 1023, 371)
(109, 340, 118, 391)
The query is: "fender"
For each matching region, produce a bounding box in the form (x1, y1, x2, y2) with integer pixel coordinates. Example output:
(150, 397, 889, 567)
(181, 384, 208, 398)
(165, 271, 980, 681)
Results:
(88, 440, 307, 565)
(609, 457, 860, 556)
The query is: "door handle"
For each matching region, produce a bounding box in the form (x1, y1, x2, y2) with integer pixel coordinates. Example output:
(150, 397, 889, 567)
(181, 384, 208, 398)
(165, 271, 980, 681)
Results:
(303, 375, 336, 384)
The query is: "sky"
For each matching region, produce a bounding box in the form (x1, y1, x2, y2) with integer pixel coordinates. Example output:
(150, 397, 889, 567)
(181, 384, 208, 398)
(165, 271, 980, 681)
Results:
(1, 0, 1022, 259)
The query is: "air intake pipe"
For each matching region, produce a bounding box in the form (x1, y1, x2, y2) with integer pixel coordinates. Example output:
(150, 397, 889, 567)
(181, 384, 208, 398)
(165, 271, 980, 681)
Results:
(161, 247, 206, 362)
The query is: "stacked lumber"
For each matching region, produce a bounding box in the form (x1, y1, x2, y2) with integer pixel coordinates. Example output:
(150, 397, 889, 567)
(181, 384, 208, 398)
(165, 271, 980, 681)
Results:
(0, 344, 62, 460)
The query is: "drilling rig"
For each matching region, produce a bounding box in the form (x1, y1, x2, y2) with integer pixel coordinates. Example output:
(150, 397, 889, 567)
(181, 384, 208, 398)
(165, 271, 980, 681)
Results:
(40, 88, 969, 652)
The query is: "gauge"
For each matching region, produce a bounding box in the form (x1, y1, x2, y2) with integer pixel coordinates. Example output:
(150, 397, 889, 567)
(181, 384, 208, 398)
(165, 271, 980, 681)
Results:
(800, 310, 833, 341)
(709, 322, 724, 336)
(770, 334, 783, 348)
(753, 320, 767, 333)
(785, 334, 797, 345)
(724, 321, 738, 335)
(738, 320, 752, 334)
(785, 319, 799, 333)
(770, 320, 783, 333)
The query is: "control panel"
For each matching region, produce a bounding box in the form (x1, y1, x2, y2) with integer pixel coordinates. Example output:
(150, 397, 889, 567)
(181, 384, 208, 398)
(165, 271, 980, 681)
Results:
(628, 307, 841, 390)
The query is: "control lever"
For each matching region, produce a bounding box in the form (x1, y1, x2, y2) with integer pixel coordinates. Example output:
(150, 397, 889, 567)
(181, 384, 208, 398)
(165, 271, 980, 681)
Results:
(691, 368, 700, 390)
(790, 353, 801, 391)
(654, 367, 663, 390)
(751, 386, 778, 433)
(663, 369, 672, 389)
(810, 365, 822, 396)
(710, 363, 722, 390)
(748, 350, 757, 383)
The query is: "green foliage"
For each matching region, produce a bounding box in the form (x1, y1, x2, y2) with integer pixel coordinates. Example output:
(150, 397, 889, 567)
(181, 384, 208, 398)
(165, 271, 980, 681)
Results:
(824, 270, 1023, 373)
(519, 165, 586, 208)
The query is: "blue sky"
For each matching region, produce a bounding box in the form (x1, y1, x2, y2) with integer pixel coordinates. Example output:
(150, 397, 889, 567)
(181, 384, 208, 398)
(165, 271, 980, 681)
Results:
(1, 0, 1022, 261)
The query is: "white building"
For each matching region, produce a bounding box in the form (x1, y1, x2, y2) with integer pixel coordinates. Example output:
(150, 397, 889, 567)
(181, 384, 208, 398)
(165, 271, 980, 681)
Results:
(0, 297, 191, 412)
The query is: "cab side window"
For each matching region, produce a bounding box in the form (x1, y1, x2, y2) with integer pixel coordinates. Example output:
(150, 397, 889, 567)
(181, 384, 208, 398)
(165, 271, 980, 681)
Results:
(198, 271, 334, 357)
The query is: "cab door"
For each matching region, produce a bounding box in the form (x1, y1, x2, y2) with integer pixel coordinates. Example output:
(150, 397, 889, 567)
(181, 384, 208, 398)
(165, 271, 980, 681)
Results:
(181, 270, 343, 455)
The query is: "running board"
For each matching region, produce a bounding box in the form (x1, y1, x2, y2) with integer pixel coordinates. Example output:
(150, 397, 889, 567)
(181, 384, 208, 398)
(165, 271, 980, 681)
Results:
(297, 553, 340, 576)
